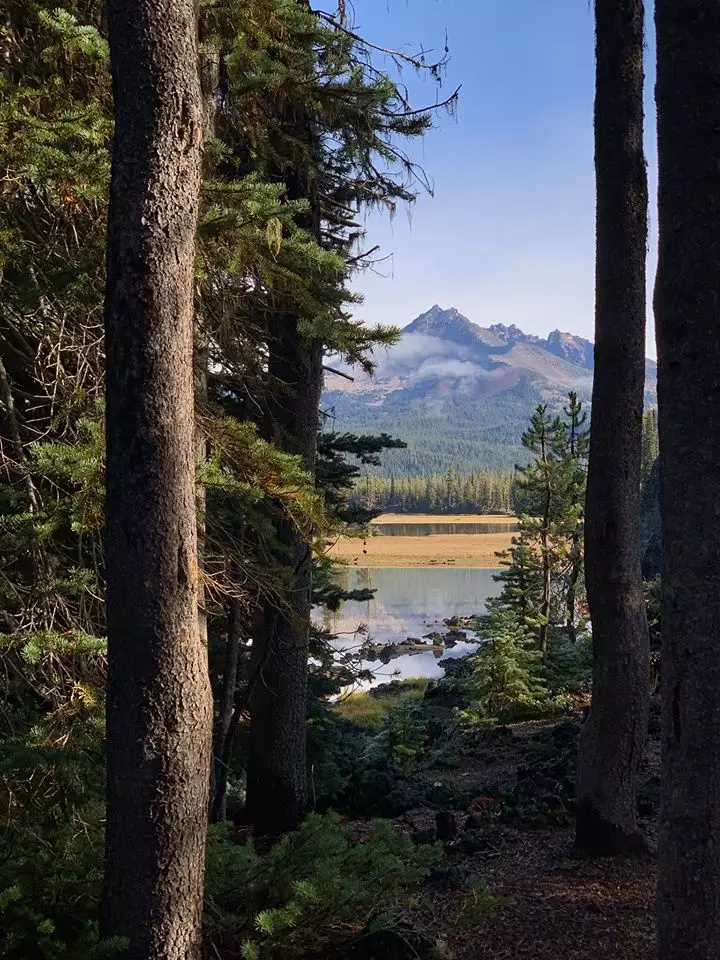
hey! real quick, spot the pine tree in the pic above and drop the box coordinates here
[576,0,650,856]
[641,408,659,484]
[559,392,589,642]
[101,0,212,956]
[655,1,720,954]
[226,0,457,834]
[464,600,547,722]
[514,405,565,652]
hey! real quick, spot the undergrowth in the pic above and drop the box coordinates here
[204,812,442,959]
[334,679,429,727]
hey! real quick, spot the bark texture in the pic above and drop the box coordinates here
[246,318,323,835]
[101,3,212,958]
[575,0,650,855]
[655,3,720,956]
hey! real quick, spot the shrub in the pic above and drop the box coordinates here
[204,812,442,958]
[334,679,429,728]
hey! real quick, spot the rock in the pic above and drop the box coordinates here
[411,827,437,845]
[443,630,467,641]
[435,810,458,841]
[464,814,484,832]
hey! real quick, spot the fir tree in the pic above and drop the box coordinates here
[514,405,565,652]
[464,600,547,722]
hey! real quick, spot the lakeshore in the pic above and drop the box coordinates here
[328,513,517,567]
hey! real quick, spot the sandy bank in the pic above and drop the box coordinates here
[327,531,514,568]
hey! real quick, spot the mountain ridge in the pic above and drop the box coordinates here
[323,305,656,476]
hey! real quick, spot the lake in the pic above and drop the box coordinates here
[315,566,503,685]
[368,520,517,537]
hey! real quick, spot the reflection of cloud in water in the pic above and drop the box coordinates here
[313,567,501,687]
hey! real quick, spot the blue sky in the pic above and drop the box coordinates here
[351,0,658,357]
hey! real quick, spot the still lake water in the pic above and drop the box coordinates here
[370,521,517,537]
[314,566,502,685]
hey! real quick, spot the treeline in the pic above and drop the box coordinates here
[353,469,515,515]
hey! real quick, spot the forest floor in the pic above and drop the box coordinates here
[352,693,660,960]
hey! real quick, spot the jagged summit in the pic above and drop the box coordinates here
[322,305,656,475]
[404,305,504,351]
[405,306,596,371]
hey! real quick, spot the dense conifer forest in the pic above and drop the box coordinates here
[0,1,715,959]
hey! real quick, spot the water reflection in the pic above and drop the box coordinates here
[314,567,502,685]
[370,521,518,537]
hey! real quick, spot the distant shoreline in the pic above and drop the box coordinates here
[328,529,515,569]
[369,512,515,524]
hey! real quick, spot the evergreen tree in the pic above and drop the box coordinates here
[101,0,212,956]
[576,0,650,856]
[559,392,589,642]
[514,405,565,652]
[641,407,659,484]
[464,600,547,722]
[655,0,720,954]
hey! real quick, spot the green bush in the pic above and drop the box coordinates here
[204,812,442,959]
[334,679,429,728]
[544,631,592,695]
[0,799,125,960]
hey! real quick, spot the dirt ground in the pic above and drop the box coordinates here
[394,715,659,960]
[417,826,656,960]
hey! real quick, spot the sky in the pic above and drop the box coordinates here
[349,0,659,357]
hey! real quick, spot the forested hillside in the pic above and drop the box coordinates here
[324,304,657,475]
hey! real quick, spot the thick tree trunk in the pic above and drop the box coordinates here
[101,3,212,958]
[245,72,323,834]
[246,319,323,835]
[655,4,720,956]
[575,0,649,855]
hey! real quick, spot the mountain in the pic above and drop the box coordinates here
[323,305,657,476]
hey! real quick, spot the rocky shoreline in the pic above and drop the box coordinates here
[359,617,479,664]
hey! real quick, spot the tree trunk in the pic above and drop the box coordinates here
[246,318,323,835]
[245,70,323,835]
[565,536,580,644]
[575,0,650,855]
[101,2,212,957]
[538,431,551,653]
[211,594,244,823]
[655,4,720,955]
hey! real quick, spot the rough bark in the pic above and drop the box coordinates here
[655,3,720,956]
[246,320,323,835]
[101,3,212,958]
[575,0,650,855]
